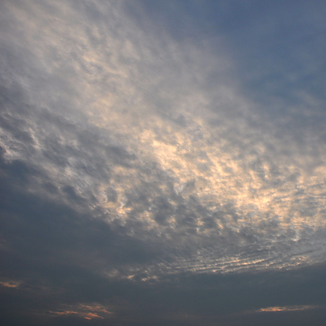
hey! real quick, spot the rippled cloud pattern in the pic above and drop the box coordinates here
[1,1,326,325]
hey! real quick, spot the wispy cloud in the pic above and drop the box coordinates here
[256,304,321,313]
[50,303,112,320]
[0,280,21,288]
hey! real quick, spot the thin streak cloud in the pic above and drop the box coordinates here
[256,305,320,313]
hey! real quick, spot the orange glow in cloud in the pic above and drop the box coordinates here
[50,303,112,320]
[0,281,21,288]
[257,305,320,313]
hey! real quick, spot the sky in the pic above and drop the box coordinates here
[1,0,326,325]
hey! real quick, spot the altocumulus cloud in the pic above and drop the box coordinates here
[1,0,326,325]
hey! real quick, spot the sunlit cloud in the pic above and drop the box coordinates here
[0,280,21,288]
[50,303,112,320]
[1,1,326,325]
[0,0,325,281]
[256,304,321,313]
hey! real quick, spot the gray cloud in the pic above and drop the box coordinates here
[1,0,326,324]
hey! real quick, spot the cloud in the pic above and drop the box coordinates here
[256,304,320,313]
[0,0,326,282]
[1,1,326,324]
[0,280,21,288]
[50,303,112,320]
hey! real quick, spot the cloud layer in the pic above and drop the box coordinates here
[1,0,326,324]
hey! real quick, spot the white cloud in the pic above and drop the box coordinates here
[1,0,326,279]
